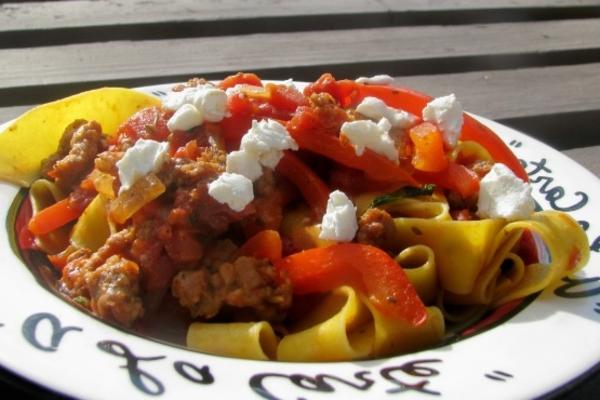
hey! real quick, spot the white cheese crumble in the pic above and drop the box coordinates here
[477,163,535,221]
[356,96,417,129]
[207,172,254,212]
[116,139,169,194]
[164,84,228,131]
[166,103,203,132]
[163,87,197,111]
[319,190,359,242]
[226,149,263,182]
[340,118,398,162]
[192,87,228,122]
[239,119,299,169]
[422,93,463,147]
[355,74,394,85]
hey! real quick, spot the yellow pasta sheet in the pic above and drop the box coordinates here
[187,286,444,362]
[391,211,589,306]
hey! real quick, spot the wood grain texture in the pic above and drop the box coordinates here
[1,0,598,31]
[1,0,599,48]
[396,63,600,149]
[395,63,600,120]
[1,18,599,105]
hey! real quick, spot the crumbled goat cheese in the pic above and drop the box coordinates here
[477,163,535,221]
[167,103,203,132]
[355,74,394,85]
[422,93,463,147]
[191,87,228,122]
[356,96,417,129]
[226,149,263,182]
[116,139,169,194]
[162,87,197,111]
[164,84,228,131]
[207,172,254,212]
[340,118,398,162]
[239,119,299,169]
[319,190,359,242]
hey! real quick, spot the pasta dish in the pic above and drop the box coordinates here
[1,73,589,361]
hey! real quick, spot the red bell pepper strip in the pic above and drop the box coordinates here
[276,151,330,218]
[28,198,82,236]
[265,82,307,113]
[415,161,480,198]
[16,196,36,250]
[240,229,283,264]
[306,74,528,182]
[218,72,263,90]
[275,243,428,325]
[286,107,418,185]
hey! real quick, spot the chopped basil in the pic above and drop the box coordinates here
[370,184,436,208]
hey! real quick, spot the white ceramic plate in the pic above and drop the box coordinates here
[0,83,598,399]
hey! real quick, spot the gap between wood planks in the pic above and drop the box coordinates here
[1,0,600,48]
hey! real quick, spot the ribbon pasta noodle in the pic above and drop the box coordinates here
[187,321,278,361]
[71,194,111,252]
[4,73,590,363]
[186,286,443,361]
[392,211,588,306]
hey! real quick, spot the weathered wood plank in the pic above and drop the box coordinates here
[395,63,600,121]
[397,63,600,150]
[3,0,598,30]
[2,63,598,150]
[1,18,599,106]
[1,0,599,47]
[399,62,600,150]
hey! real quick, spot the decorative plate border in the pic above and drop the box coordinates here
[0,83,598,399]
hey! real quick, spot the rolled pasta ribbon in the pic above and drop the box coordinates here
[361,295,445,358]
[71,194,111,251]
[277,286,373,361]
[395,245,438,305]
[492,211,588,305]
[390,217,507,295]
[444,227,524,305]
[29,179,70,253]
[392,210,589,306]
[446,211,589,306]
[277,286,444,361]
[187,321,279,361]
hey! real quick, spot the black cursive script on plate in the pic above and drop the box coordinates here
[554,276,600,299]
[22,312,83,352]
[249,359,442,399]
[523,158,588,212]
[97,340,166,396]
[522,157,598,252]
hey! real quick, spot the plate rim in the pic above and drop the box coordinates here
[0,81,598,400]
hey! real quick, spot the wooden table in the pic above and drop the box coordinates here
[0,0,598,398]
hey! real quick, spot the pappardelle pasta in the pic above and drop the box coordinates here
[4,73,589,361]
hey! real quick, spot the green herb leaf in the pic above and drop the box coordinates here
[370,184,436,208]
